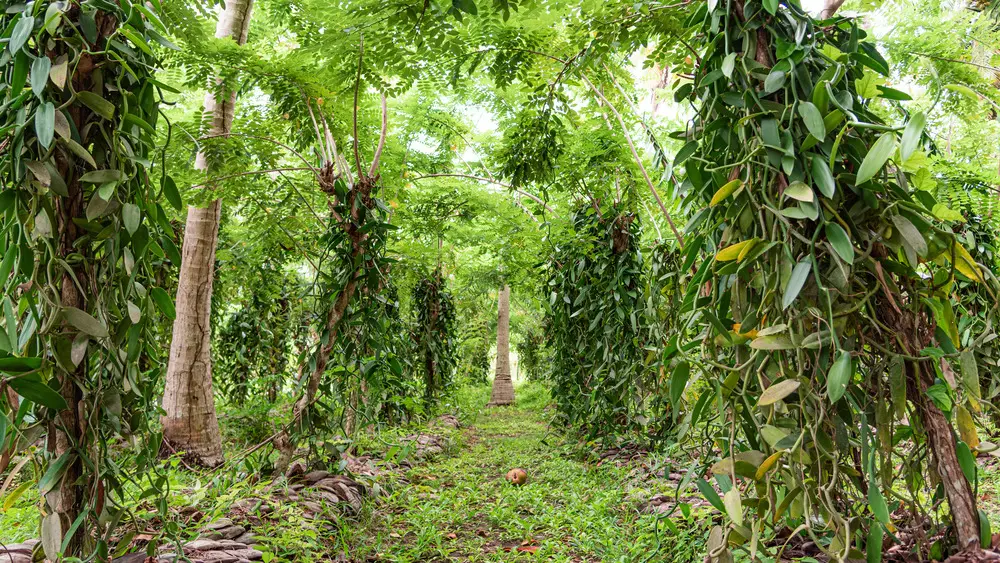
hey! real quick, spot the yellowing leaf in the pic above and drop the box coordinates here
[724,487,744,526]
[957,404,979,449]
[758,379,800,406]
[716,240,755,262]
[711,180,743,206]
[755,451,783,481]
[946,241,984,283]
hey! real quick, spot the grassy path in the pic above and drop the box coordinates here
[339,383,708,562]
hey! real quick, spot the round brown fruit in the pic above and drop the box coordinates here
[506,468,528,485]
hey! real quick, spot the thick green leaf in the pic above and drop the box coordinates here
[721,52,737,78]
[9,16,34,54]
[764,70,786,94]
[782,261,812,310]
[695,478,726,514]
[674,141,698,167]
[162,175,182,210]
[122,203,140,235]
[77,91,115,120]
[900,112,925,162]
[784,182,813,202]
[79,169,123,183]
[7,376,66,410]
[30,55,50,98]
[670,361,690,409]
[827,350,853,403]
[0,357,41,373]
[811,155,835,198]
[867,523,883,563]
[957,441,976,484]
[798,102,825,140]
[856,132,896,185]
[826,223,855,264]
[869,482,889,524]
[891,214,927,256]
[62,307,109,338]
[38,452,74,495]
[151,287,176,320]
[34,102,54,149]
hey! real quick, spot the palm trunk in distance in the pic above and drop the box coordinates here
[161,0,254,467]
[489,285,515,406]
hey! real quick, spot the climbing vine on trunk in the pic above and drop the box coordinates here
[413,269,457,405]
[679,0,996,558]
[0,0,173,557]
[544,205,652,440]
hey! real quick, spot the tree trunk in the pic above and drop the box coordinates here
[48,133,87,556]
[161,0,254,467]
[910,360,981,550]
[489,285,515,406]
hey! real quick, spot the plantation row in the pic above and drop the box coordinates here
[2,0,1000,561]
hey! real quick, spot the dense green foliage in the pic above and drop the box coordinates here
[2,0,1000,560]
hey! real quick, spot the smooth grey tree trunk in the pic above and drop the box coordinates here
[161,0,254,467]
[488,285,515,406]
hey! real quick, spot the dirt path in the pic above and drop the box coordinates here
[340,385,707,562]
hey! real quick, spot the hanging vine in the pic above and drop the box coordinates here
[0,0,174,557]
[413,269,457,406]
[678,0,997,558]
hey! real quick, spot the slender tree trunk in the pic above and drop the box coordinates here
[161,0,254,467]
[489,285,515,406]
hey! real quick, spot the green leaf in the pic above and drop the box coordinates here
[980,509,991,549]
[956,441,976,484]
[162,175,182,210]
[452,0,478,14]
[749,334,795,350]
[122,203,140,235]
[695,478,725,514]
[764,70,786,94]
[34,102,54,149]
[0,357,41,373]
[867,523,883,563]
[670,361,690,409]
[79,169,123,183]
[931,203,964,223]
[151,287,176,320]
[721,52,737,78]
[826,223,855,264]
[61,138,97,168]
[782,260,812,310]
[784,181,813,202]
[38,452,74,495]
[674,141,698,167]
[945,83,979,102]
[77,91,115,120]
[30,56,50,98]
[891,214,927,256]
[62,307,109,338]
[856,132,896,185]
[11,51,28,96]
[9,16,34,54]
[900,112,925,162]
[811,156,835,198]
[869,482,889,524]
[7,376,66,410]
[798,102,825,140]
[827,351,853,403]
[763,0,778,15]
